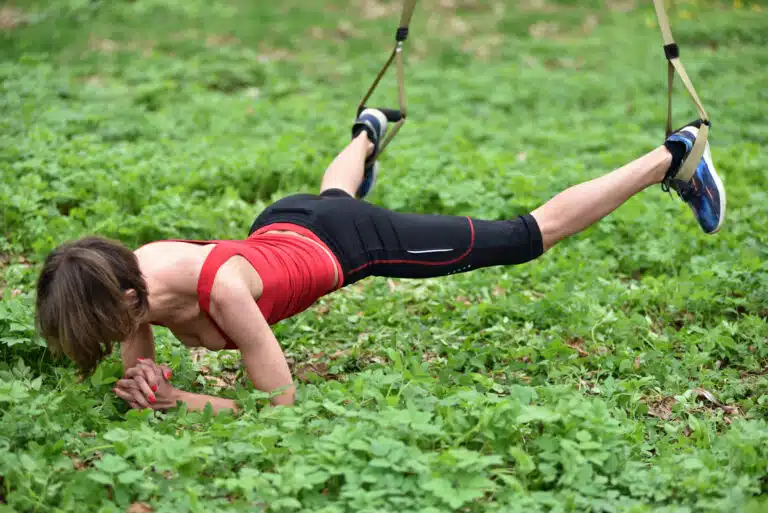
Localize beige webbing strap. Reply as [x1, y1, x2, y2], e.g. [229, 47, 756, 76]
[357, 0, 419, 158]
[652, 0, 710, 181]
[399, 0, 417, 28]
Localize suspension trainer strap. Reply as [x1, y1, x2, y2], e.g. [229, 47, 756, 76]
[652, 0, 710, 181]
[357, 0, 419, 157]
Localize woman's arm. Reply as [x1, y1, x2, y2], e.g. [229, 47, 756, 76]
[208, 279, 296, 406]
[120, 322, 156, 370]
[115, 323, 158, 409]
[116, 276, 295, 412]
[116, 360, 240, 413]
[170, 388, 240, 413]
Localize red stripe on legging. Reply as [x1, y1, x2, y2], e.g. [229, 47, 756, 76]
[348, 217, 475, 275]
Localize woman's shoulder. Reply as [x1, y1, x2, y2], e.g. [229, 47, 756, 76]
[135, 241, 212, 289]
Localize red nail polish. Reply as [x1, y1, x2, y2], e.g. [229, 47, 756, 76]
[165, 370, 172, 380]
[151, 384, 157, 392]
[149, 395, 156, 404]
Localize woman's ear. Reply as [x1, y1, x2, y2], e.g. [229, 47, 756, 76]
[124, 288, 137, 302]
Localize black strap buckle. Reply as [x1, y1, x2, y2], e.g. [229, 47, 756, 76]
[663, 43, 679, 60]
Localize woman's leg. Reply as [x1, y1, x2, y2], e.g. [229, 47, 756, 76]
[319, 132, 373, 197]
[531, 146, 672, 251]
[318, 118, 671, 250]
[315, 145, 675, 286]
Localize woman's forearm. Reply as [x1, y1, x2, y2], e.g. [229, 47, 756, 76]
[172, 389, 239, 414]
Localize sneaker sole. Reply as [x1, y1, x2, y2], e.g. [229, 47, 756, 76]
[356, 162, 378, 200]
[699, 143, 726, 234]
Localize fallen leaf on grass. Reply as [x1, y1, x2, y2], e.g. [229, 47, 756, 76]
[89, 36, 120, 53]
[0, 6, 26, 30]
[309, 26, 325, 40]
[81, 75, 106, 88]
[455, 296, 472, 306]
[126, 502, 153, 513]
[565, 338, 589, 357]
[578, 379, 599, 394]
[189, 347, 206, 364]
[294, 362, 329, 382]
[64, 451, 89, 471]
[647, 396, 677, 420]
[581, 14, 599, 35]
[529, 21, 560, 40]
[336, 20, 360, 39]
[205, 34, 239, 47]
[691, 387, 740, 416]
[357, 352, 387, 366]
[330, 349, 352, 360]
[359, 0, 401, 20]
[199, 365, 238, 390]
[256, 42, 294, 63]
[244, 87, 260, 100]
[422, 352, 438, 363]
[673, 311, 695, 331]
[439, 0, 488, 9]
[448, 16, 470, 36]
[605, 0, 637, 13]
[522, 290, 545, 301]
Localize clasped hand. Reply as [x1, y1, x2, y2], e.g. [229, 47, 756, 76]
[114, 358, 176, 410]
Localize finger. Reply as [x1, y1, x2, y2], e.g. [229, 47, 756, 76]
[124, 366, 145, 379]
[160, 365, 172, 382]
[135, 360, 162, 392]
[138, 360, 157, 387]
[116, 379, 137, 390]
[114, 387, 137, 404]
[135, 375, 156, 404]
[123, 368, 152, 393]
[114, 380, 150, 408]
[130, 388, 151, 409]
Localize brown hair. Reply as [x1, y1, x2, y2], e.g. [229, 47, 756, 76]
[35, 236, 149, 376]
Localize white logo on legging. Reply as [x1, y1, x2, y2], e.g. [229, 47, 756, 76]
[406, 248, 454, 254]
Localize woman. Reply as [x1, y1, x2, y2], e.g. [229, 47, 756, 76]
[34, 110, 725, 413]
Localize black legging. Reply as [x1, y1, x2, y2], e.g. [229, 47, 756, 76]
[249, 188, 544, 287]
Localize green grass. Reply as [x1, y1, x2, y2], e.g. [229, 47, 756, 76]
[1, 0, 767, 511]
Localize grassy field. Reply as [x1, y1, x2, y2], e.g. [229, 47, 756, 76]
[1, 0, 767, 511]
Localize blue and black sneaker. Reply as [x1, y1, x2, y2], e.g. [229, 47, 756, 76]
[662, 120, 726, 234]
[352, 108, 389, 199]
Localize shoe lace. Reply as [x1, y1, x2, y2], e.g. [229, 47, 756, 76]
[661, 166, 678, 194]
[663, 177, 698, 201]
[661, 176, 672, 193]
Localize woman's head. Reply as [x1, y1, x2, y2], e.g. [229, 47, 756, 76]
[35, 236, 149, 376]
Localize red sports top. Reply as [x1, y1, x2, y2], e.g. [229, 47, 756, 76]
[152, 223, 343, 350]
